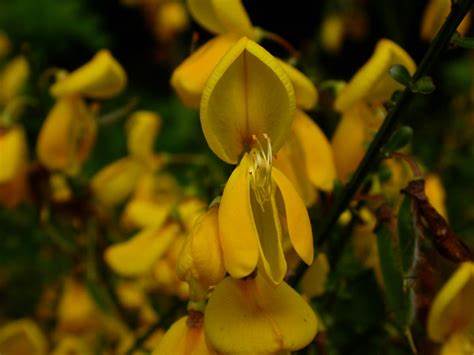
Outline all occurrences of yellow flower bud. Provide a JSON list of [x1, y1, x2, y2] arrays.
[[0, 319, 47, 355], [0, 56, 29, 105], [334, 39, 416, 112], [154, 1, 189, 41], [204, 274, 318, 354], [126, 110, 161, 161], [321, 14, 345, 54], [50, 50, 126, 99], [37, 96, 96, 174]]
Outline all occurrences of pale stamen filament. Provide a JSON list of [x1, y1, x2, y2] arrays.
[[249, 134, 273, 210]]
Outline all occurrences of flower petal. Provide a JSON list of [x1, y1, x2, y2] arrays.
[[421, 0, 471, 41], [201, 37, 295, 163], [0, 126, 28, 183], [50, 50, 126, 99], [425, 174, 448, 220], [204, 275, 318, 354], [218, 154, 259, 278], [0, 319, 48, 355], [278, 60, 318, 110], [121, 198, 175, 229], [427, 262, 474, 342], [299, 253, 330, 299], [171, 34, 238, 108], [187, 0, 227, 34], [272, 167, 314, 265], [0, 56, 29, 105], [334, 39, 416, 112], [293, 110, 336, 191], [126, 111, 161, 160], [105, 224, 179, 277]]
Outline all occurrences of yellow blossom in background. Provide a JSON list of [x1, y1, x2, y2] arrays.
[[421, 0, 471, 41], [299, 252, 330, 299], [0, 56, 29, 106], [126, 110, 162, 160], [320, 14, 345, 54], [428, 262, 474, 354], [154, 1, 190, 41], [0, 319, 48, 355], [0, 31, 11, 59], [51, 337, 92, 355], [204, 274, 317, 354], [334, 39, 416, 112]]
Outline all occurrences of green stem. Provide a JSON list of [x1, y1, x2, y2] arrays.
[[291, 0, 474, 284]]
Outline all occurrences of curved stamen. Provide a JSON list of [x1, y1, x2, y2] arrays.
[[248, 134, 273, 210]]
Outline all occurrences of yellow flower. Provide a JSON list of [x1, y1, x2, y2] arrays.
[[36, 96, 96, 174], [219, 153, 313, 284], [204, 274, 317, 354], [0, 56, 29, 105], [0, 319, 48, 355], [153, 313, 216, 355], [427, 262, 474, 343], [49, 173, 72, 203], [334, 39, 416, 112], [177, 205, 225, 293], [200, 37, 295, 164], [320, 14, 345, 54], [154, 1, 190, 41], [299, 252, 330, 299], [331, 103, 385, 182], [105, 223, 180, 277], [425, 173, 448, 219], [421, 0, 471, 41], [126, 110, 162, 160], [50, 50, 126, 99], [51, 337, 92, 355]]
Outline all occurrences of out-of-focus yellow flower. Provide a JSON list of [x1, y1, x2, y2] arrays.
[[427, 262, 474, 354], [154, 1, 190, 41], [176, 197, 207, 231], [177, 205, 225, 294], [0, 31, 11, 59], [299, 253, 330, 299], [334, 39, 416, 112], [321, 14, 345, 54], [105, 223, 180, 277], [204, 274, 317, 354], [153, 313, 216, 355], [126, 110, 161, 160], [116, 281, 158, 327], [50, 50, 126, 99], [49, 174, 72, 203], [51, 337, 92, 355], [331, 103, 385, 182], [421, 0, 471, 41], [37, 96, 96, 174], [219, 153, 313, 285], [200, 37, 295, 164], [0, 56, 29, 105], [56, 278, 100, 334], [425, 173, 448, 219], [0, 319, 48, 355]]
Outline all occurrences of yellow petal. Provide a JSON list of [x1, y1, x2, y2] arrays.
[[105, 224, 179, 277], [177, 197, 207, 231], [440, 333, 474, 355], [0, 126, 28, 183], [187, 0, 254, 37], [153, 315, 216, 355], [201, 37, 295, 163], [425, 174, 448, 220], [0, 56, 29, 105], [51, 337, 92, 355], [0, 319, 47, 355], [126, 110, 161, 160], [0, 167, 29, 208], [334, 39, 416, 112], [121, 198, 175, 229], [218, 154, 259, 278], [427, 262, 474, 342], [37, 96, 96, 174], [421, 0, 471, 41], [278, 60, 318, 110], [155, 1, 190, 41], [91, 157, 144, 207], [320, 15, 345, 54], [50, 50, 126, 99], [204, 275, 318, 354], [171, 34, 238, 108], [293, 110, 336, 191], [299, 253, 330, 299], [273, 166, 314, 265]]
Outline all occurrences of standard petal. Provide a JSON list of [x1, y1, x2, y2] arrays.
[[50, 50, 126, 99], [126, 110, 161, 160], [204, 275, 318, 354], [187, 0, 227, 34], [334, 39, 416, 112], [105, 224, 179, 277], [90, 158, 144, 207], [278, 60, 318, 110], [273, 167, 314, 265], [36, 97, 96, 174], [201, 37, 295, 163], [292, 110, 336, 191], [218, 154, 259, 278], [171, 34, 238, 108], [0, 126, 28, 183], [427, 262, 474, 342]]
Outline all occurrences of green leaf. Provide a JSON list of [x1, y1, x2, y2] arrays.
[[375, 222, 411, 328], [389, 65, 412, 86], [85, 279, 114, 314], [411, 76, 436, 94], [383, 126, 413, 154], [451, 32, 474, 49], [397, 197, 417, 274]]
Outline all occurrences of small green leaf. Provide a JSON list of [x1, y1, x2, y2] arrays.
[[383, 126, 413, 154], [389, 64, 412, 86], [397, 197, 417, 274], [411, 76, 436, 94], [451, 32, 474, 49]]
